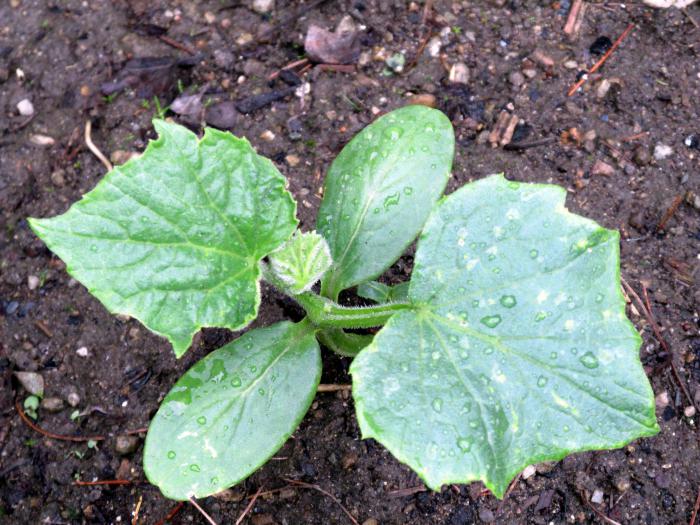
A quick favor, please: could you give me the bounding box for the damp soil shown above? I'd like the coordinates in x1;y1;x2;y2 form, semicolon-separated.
1;1;700;524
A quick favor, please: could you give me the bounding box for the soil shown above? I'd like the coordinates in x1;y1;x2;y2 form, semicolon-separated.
1;1;700;524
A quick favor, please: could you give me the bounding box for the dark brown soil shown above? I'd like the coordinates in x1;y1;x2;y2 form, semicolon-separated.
2;1;699;524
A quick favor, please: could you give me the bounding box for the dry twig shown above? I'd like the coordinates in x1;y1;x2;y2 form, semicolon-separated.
131;495;143;525
567;23;635;96
690;485;700;525
16;400;105;442
235;485;264;525
85;120;113;172
283;478;359;525
189;497;218;525
154;502;184;525
317;384;352;392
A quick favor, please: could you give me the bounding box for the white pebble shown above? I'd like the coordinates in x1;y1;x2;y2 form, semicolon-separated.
17;98;34;116
76;346;89;357
654;143;673;160
27;275;40;290
522;465;536;479
591;489;604;504
684;405;696;418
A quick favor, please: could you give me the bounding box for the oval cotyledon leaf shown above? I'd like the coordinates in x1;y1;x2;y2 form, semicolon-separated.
351;174;658;497
144;320;321;500
29;121;298;357
318;105;454;299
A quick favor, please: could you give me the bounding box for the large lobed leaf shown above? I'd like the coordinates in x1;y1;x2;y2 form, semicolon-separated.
318;105;454;299
351;175;658;497
144;320;321;500
29;121;297;357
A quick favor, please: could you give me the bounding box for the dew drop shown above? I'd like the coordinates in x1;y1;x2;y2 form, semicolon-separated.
457;437;472;453
529;249;538;259
579;352;599;369
189;464;201;473
258;388;266;395
534;311;547;322
431;351;441;360
472;299;480;307
431;398;443;413
231;377;242;387
595;293;604;303
197;416;207;425
167;450;176;459
404;186;413;195
210;477;219;486
550;352;558;359
480;315;502;328
537;376;548;387
484;346;494;355
499;295;517;308
90;245;97;252
249;365;257;373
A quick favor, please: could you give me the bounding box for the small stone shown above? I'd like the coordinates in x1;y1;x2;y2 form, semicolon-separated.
686;191;700;211
522;465;536;479
40;397;65;413
204;11;216;24
531;49;554;68
252;0;275;14
27;275;40;290
523;68;537;79
29;134;55;146
427;37;442;57
76;346;89;357
655;390;670;408
14;371;44;396
684;405;696;417
50;169;66;187
341;451;358;469
591;159;615;176
478;507;495;523
213;49;235;70
386;53;406;73
596;79;611;99
633;146;651;166
17;98;34;116
236;33;254;46
110;150;139;165
67;392;81;407
114;435;140;455
205;101;237;130
508;71;525;87
654;143;673;160
591;489;604;504
536;461;557;474
285;154;300;167
614;475;630;493
563;60;578;69
260;130;275;142
407;93;436;108
79;85;91;97
362;520;379;525
449;63;470;84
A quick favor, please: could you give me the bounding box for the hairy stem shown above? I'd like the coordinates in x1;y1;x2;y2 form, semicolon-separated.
294;292;411;329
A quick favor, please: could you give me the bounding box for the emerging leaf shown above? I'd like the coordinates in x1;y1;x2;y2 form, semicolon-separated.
143;320;321;500
268;231;332;294
29;121;298;357
357;281;409;303
351;175;658;497
318;105;454;299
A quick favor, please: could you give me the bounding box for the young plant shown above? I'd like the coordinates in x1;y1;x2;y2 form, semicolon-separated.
29;105;658;501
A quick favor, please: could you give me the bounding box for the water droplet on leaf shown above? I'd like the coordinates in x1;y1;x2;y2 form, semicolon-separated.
480;315;502;328
500;295;517;308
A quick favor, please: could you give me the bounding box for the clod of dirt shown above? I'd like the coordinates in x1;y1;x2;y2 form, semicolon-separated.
14;371;44;396
205;101;238;129
235;87;295;114
589;36;613;56
100;56;197;98
114;435;140;455
170;92;204;118
40;397;65;413
304;17;360;65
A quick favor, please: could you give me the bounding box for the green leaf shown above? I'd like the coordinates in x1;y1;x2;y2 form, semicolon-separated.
318;105;454;299
29;121;298;357
143;320;321;500
268;231;332;294
351;175;658;497
357;281;409;303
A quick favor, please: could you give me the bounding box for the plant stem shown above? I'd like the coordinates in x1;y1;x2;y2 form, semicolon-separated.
294;292;411;329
